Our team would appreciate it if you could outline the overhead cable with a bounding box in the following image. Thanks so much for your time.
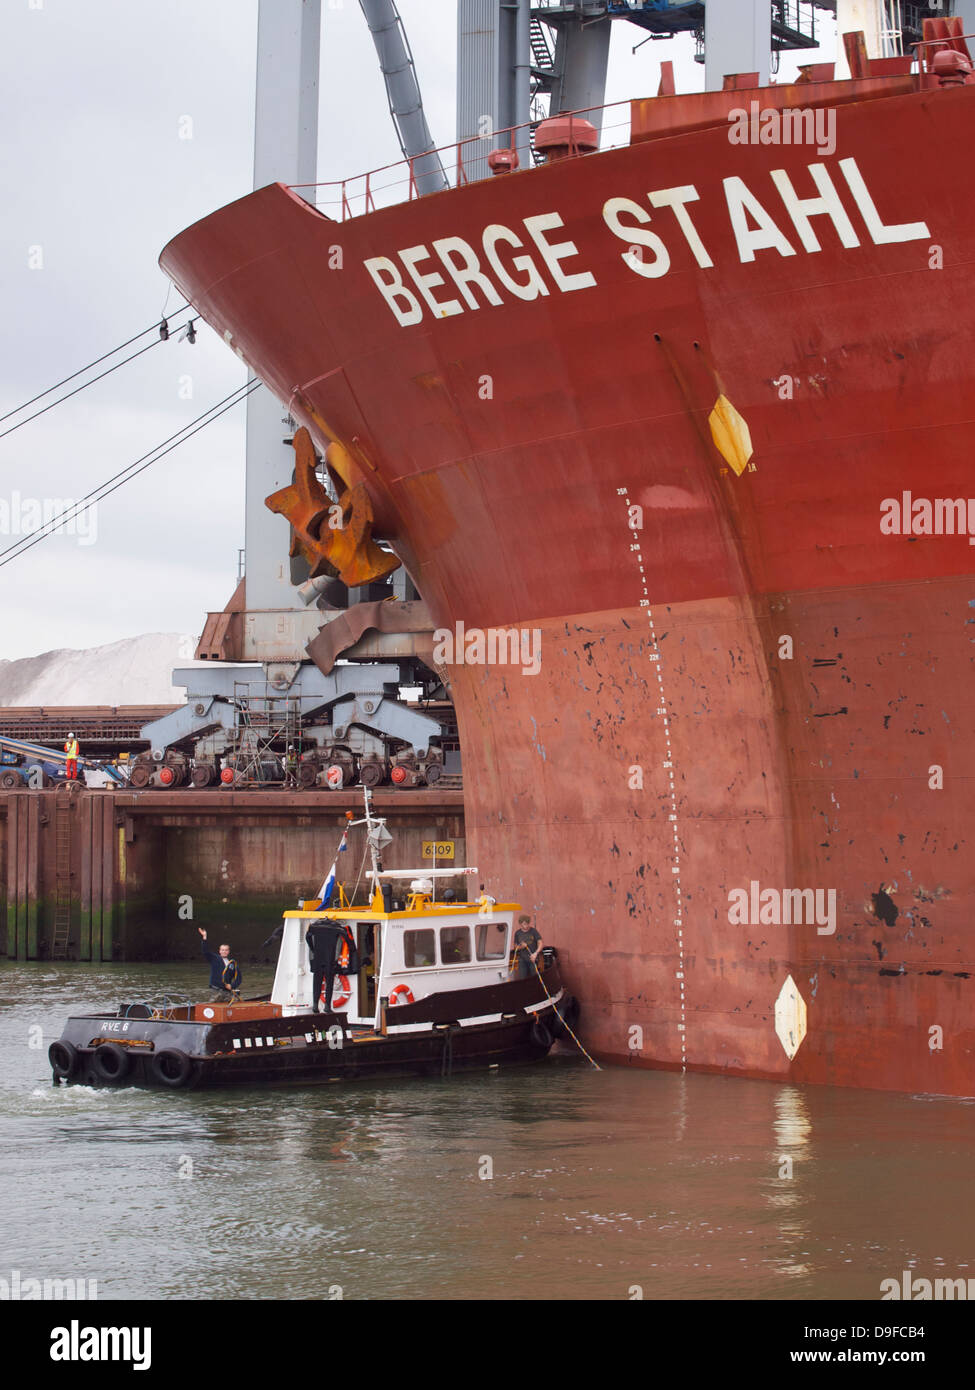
[0,379,259,570]
[0,306,195,438]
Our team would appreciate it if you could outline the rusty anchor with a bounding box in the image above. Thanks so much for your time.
[265,426,400,588]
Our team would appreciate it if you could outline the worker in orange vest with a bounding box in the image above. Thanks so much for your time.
[64,732,79,781]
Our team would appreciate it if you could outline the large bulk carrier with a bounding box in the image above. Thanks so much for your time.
[159,2,975,1096]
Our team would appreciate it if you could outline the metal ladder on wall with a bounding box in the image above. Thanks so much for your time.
[51,786,72,959]
[231,681,303,785]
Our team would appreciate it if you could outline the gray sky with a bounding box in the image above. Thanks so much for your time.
[0,0,834,662]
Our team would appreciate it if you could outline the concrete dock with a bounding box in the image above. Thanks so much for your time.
[1,786,466,961]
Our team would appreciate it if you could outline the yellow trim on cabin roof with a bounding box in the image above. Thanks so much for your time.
[283,902,522,921]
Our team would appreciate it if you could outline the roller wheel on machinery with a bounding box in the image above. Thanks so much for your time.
[359,761,384,789]
[423,763,442,786]
[298,761,318,789]
[191,764,214,788]
[158,765,176,787]
[129,764,151,789]
[0,770,20,790]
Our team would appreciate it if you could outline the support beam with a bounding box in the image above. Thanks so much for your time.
[550,11,612,132]
[705,0,771,90]
[457,0,531,181]
[835,1,883,75]
[244,0,322,641]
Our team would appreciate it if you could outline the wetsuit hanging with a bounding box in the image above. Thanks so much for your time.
[306,923,359,1012]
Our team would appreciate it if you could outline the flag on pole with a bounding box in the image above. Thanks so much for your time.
[315,828,348,908]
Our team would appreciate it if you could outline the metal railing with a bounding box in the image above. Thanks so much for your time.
[912,31,975,72]
[290,33,966,224]
[291,101,634,222]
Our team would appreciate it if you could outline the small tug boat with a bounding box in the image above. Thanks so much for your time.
[48,795,578,1090]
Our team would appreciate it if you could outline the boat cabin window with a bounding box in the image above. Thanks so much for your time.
[439,926,471,964]
[404,928,435,968]
[476,921,508,961]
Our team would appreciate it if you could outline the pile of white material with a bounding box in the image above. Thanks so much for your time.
[0,633,193,706]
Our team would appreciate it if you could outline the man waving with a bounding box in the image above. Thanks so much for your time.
[198,927,242,1002]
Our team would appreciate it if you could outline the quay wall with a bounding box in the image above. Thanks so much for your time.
[0,787,466,962]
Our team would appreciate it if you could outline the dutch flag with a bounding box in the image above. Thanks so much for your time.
[315,828,348,908]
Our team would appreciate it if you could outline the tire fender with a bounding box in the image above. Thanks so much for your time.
[48,1039,79,1079]
[151,1048,194,1089]
[91,1041,132,1082]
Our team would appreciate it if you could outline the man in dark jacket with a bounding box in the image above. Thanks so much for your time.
[198,927,242,1002]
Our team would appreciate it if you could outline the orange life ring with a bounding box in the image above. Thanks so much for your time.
[388,984,415,1007]
[323,974,352,1010]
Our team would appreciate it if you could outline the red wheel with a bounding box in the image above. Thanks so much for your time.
[390,765,407,785]
[158,766,175,786]
[220,767,236,785]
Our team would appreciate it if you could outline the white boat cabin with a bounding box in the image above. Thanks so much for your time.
[271,881,522,1028]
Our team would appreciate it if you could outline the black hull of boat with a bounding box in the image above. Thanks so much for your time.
[49,966,573,1090]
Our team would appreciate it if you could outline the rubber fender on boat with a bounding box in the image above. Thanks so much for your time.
[551,996,580,1038]
[91,1042,132,1082]
[151,1048,194,1089]
[48,1039,78,1079]
[531,1019,553,1049]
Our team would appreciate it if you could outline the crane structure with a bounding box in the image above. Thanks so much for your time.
[462,1,973,161]
[150,0,454,793]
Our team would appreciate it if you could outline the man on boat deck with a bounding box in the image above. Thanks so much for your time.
[513,915,544,980]
[198,927,242,1002]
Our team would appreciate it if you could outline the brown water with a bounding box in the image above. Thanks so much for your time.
[2,961,973,1301]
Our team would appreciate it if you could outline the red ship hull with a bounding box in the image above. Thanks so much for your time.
[161,77,975,1095]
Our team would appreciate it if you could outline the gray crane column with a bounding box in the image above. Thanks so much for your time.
[704,0,771,90]
[243,0,323,661]
[457,0,531,181]
[548,7,612,136]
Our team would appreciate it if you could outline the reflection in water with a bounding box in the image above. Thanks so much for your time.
[768,1085,813,1279]
[2,961,973,1300]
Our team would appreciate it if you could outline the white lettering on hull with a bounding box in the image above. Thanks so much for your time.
[363,157,932,325]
